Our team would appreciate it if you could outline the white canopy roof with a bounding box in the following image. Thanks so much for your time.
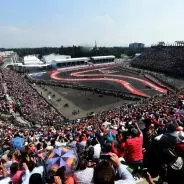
[52,57,90,64]
[91,55,115,60]
[14,63,49,68]
[43,54,71,64]
[23,55,43,65]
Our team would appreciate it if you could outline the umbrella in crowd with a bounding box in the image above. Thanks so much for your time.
[11,136,24,152]
[46,146,78,173]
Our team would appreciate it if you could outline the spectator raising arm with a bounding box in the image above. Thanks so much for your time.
[109,153,135,184]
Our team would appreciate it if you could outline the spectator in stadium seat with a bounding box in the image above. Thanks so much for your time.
[125,122,143,172]
[10,162,25,184]
[53,166,74,184]
[93,153,135,184]
[77,134,87,156]
[176,131,184,157]
[29,173,43,184]
[21,160,44,184]
[90,137,101,159]
[74,159,94,184]
[111,134,126,158]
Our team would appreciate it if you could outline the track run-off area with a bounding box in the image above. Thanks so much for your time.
[49,65,168,98]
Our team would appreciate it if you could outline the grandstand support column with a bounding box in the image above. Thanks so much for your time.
[14,54,18,63]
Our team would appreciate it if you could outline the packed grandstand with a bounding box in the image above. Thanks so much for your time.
[131,46,184,77]
[0,48,184,184]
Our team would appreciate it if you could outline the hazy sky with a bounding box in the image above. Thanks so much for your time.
[0,0,183,48]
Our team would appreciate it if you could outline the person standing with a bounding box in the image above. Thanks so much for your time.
[125,123,143,172]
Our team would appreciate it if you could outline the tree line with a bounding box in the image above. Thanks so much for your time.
[0,46,145,58]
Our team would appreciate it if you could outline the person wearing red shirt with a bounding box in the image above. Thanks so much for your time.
[125,123,143,172]
[111,134,126,158]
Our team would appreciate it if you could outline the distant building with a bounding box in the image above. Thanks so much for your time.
[0,51,18,64]
[11,55,115,73]
[0,51,14,57]
[129,43,145,49]
[42,54,71,64]
[90,55,115,64]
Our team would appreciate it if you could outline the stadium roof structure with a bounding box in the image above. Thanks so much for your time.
[23,55,43,65]
[51,57,90,64]
[15,63,49,68]
[91,55,115,60]
[15,55,115,69]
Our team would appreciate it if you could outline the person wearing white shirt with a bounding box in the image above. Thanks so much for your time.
[22,162,44,184]
[90,138,101,159]
[0,177,10,184]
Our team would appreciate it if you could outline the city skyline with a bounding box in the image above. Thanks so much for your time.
[0,0,184,48]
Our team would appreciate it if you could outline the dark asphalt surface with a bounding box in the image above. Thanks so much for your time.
[30,66,160,97]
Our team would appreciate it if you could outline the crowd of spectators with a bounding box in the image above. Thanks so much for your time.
[131,47,184,77]
[0,73,13,114]
[0,66,184,184]
[0,68,63,125]
[0,85,183,183]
